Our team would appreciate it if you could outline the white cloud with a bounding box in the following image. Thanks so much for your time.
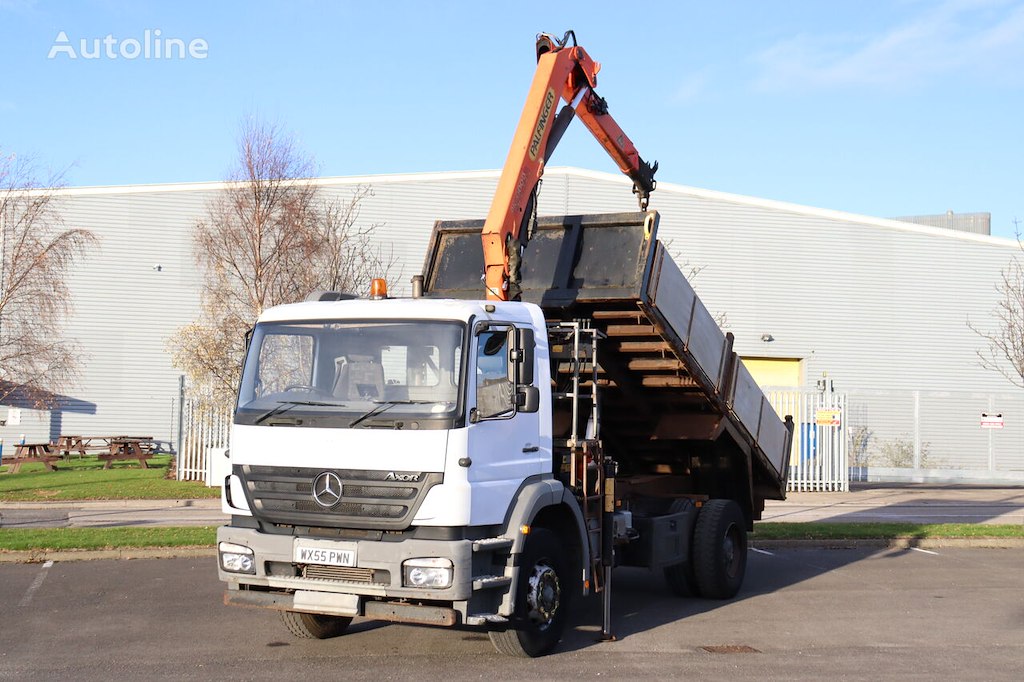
[753,0,1024,92]
[671,70,711,104]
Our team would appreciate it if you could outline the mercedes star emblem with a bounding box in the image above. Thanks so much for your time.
[312,471,343,508]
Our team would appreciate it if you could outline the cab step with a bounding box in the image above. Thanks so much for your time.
[472,537,513,552]
[472,575,513,590]
[465,613,509,626]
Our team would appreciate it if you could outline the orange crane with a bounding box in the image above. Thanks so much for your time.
[481,31,658,301]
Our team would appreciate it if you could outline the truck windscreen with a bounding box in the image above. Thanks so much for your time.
[234,320,466,429]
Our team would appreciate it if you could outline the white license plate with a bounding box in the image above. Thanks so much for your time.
[293,543,356,567]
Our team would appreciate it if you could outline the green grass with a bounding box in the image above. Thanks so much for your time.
[1,522,1020,553]
[0,454,219,501]
[753,522,1024,540]
[0,526,217,552]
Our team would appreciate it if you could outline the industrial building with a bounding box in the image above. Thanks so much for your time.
[2,167,1021,483]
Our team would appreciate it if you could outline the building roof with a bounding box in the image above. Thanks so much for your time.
[44,166,1018,248]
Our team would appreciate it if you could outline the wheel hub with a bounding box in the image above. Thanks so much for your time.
[723,524,741,576]
[526,562,561,628]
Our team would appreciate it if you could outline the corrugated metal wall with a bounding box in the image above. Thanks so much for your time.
[2,168,1021,475]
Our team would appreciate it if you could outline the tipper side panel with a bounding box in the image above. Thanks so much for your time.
[422,211,792,502]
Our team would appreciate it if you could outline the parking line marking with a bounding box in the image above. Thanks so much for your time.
[750,548,775,556]
[19,560,54,607]
[910,547,939,556]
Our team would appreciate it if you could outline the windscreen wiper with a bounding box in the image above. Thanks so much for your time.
[253,399,347,425]
[348,400,436,428]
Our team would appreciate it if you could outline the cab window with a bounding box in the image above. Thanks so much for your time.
[475,329,513,419]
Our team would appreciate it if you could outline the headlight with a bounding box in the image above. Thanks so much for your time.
[402,557,453,588]
[219,541,256,574]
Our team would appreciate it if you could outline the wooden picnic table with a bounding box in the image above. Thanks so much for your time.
[56,435,89,457]
[3,442,60,474]
[97,437,154,469]
[3,435,158,473]
[56,435,156,457]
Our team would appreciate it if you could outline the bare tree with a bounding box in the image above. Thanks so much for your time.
[0,150,95,406]
[169,118,392,404]
[666,241,729,328]
[968,225,1024,388]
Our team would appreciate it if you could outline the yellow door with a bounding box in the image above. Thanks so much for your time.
[742,357,803,468]
[742,358,802,390]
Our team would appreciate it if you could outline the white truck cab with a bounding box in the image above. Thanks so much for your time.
[218,297,582,656]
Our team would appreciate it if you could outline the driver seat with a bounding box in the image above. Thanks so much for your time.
[333,355,385,400]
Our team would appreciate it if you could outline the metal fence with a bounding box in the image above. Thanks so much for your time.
[768,390,849,492]
[844,389,1024,482]
[177,399,231,482]
[176,388,1022,488]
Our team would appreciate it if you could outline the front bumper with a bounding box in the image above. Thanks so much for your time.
[217,526,512,626]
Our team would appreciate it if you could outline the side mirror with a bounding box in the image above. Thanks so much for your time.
[515,328,535,385]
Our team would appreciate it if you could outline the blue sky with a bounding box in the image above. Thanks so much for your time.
[1,0,1022,237]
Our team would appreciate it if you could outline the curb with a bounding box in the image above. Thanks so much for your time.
[0,547,217,563]
[752,537,1024,550]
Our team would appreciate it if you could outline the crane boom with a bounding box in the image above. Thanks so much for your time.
[481,31,658,301]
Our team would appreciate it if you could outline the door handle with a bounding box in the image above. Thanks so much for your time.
[522,444,540,453]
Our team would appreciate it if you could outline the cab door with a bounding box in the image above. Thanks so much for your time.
[464,322,544,525]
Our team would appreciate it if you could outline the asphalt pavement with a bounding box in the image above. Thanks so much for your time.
[5,488,1020,678]
[2,548,1022,680]
[2,484,1023,530]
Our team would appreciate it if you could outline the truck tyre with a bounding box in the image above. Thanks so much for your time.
[663,499,699,597]
[488,528,570,657]
[280,610,352,639]
[692,499,747,600]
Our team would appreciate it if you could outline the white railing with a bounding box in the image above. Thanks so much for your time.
[177,399,232,482]
[768,390,849,492]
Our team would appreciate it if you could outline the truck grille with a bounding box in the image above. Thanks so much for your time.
[302,565,387,585]
[237,465,442,530]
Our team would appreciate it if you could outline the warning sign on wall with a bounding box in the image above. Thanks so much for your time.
[815,409,842,426]
[980,413,1004,429]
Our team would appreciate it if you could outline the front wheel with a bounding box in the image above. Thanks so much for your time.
[489,529,571,657]
[692,499,748,600]
[280,610,352,639]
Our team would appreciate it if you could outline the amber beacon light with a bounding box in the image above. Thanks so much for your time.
[369,278,388,299]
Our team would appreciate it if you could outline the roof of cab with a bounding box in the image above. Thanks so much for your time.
[257,297,539,325]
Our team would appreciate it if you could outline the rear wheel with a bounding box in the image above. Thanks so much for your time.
[280,610,352,639]
[489,529,570,657]
[692,499,747,600]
